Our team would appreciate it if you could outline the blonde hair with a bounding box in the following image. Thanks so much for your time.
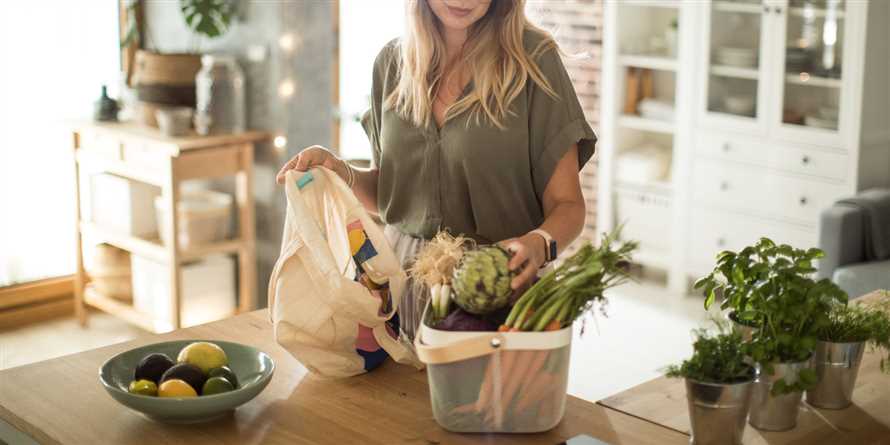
[386,0,558,129]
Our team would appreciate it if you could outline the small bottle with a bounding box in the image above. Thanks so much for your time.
[94,85,120,122]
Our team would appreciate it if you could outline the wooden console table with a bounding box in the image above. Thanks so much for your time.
[72,122,269,332]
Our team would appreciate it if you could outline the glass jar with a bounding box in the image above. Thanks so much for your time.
[195,55,245,135]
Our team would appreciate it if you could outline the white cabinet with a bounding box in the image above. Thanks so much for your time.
[599,0,890,291]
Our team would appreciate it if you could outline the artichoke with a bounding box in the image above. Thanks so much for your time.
[451,246,514,314]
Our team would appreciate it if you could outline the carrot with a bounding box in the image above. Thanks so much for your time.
[537,392,554,427]
[506,319,562,405]
[474,328,518,412]
[514,372,555,412]
[450,403,477,415]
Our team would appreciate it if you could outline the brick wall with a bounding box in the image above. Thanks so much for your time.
[528,0,603,250]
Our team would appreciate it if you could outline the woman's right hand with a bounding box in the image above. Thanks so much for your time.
[276,145,346,185]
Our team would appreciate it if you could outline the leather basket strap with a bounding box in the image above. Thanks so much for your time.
[414,332,505,365]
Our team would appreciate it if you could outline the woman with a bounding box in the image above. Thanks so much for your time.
[277,0,596,341]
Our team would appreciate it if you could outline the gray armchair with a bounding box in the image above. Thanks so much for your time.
[818,189,890,299]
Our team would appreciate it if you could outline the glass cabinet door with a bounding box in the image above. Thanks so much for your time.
[703,0,767,124]
[777,0,845,134]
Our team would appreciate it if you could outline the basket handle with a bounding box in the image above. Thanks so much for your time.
[414,332,505,365]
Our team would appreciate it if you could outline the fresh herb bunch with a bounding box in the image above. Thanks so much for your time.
[820,301,890,373]
[503,228,637,332]
[694,238,847,394]
[666,329,754,384]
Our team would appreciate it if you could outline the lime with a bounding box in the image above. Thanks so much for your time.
[128,379,158,396]
[158,379,198,398]
[202,376,235,395]
[177,342,228,375]
[208,366,239,388]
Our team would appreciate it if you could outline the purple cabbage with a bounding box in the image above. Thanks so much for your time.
[435,308,498,332]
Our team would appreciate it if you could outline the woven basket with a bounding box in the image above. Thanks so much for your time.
[132,51,201,86]
[87,244,133,301]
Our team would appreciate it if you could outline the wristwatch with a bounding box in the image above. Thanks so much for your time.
[530,229,557,266]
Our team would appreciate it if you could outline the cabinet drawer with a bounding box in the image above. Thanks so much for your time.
[691,159,766,215]
[688,207,817,275]
[78,129,123,160]
[771,174,848,223]
[696,131,849,181]
[696,131,768,166]
[121,141,168,170]
[692,159,848,225]
[774,145,847,181]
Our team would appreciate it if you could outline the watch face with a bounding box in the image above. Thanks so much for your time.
[548,240,558,261]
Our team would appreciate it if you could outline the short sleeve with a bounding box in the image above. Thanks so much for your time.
[362,40,398,169]
[527,44,597,202]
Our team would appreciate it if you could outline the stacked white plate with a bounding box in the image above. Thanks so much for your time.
[716,47,757,68]
[804,106,839,130]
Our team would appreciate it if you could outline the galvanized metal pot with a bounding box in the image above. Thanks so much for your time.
[748,359,810,431]
[686,378,754,445]
[806,340,865,409]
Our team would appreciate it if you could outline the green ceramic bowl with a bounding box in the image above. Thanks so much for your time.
[99,340,274,423]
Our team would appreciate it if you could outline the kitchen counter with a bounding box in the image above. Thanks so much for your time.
[0,311,688,444]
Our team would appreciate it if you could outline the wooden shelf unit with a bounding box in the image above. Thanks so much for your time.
[73,122,269,333]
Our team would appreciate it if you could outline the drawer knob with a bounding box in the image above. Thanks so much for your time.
[774,6,783,14]
[801,155,810,165]
[717,237,726,247]
[722,142,731,152]
[720,181,729,191]
[799,196,808,206]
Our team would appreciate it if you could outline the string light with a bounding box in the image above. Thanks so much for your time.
[278,79,295,98]
[273,135,287,149]
[279,33,299,53]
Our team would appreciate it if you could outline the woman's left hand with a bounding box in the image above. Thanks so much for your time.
[499,232,547,291]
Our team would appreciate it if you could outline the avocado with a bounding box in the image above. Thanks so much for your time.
[208,366,239,388]
[134,353,175,384]
[160,363,206,394]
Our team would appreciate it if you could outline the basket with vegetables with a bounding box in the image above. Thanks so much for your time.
[412,229,637,433]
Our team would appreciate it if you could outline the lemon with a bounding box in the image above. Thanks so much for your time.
[177,342,228,375]
[158,379,198,398]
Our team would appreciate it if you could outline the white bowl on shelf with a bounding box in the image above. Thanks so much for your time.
[723,95,756,116]
[804,115,838,130]
[818,106,839,121]
[716,47,757,68]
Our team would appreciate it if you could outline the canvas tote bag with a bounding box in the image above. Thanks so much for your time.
[269,167,422,377]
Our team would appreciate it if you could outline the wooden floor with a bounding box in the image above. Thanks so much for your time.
[0,311,147,371]
[0,279,710,403]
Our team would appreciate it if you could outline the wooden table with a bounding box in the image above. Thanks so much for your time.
[599,291,890,445]
[72,122,269,332]
[0,311,687,445]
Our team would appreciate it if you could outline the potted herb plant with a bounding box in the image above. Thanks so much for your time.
[666,329,756,445]
[695,238,846,431]
[807,300,890,409]
[121,0,235,122]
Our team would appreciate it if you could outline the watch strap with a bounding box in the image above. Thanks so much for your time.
[530,229,557,263]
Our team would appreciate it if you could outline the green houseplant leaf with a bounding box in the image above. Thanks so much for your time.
[180,0,234,39]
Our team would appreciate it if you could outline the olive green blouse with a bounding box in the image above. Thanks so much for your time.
[362,31,596,243]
